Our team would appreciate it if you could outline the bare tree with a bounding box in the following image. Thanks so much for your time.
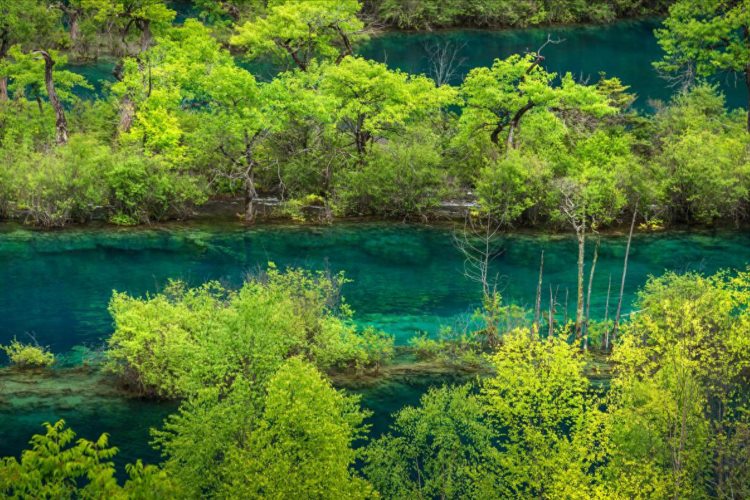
[533,250,544,337]
[613,205,638,342]
[604,273,612,351]
[555,177,587,338]
[423,40,467,86]
[453,215,505,347]
[583,238,600,350]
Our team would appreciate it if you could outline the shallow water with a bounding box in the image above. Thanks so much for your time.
[2,222,750,469]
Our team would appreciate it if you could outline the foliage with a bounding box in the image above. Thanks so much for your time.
[481,329,605,497]
[365,384,497,499]
[153,358,373,498]
[1,338,55,368]
[335,127,456,217]
[107,265,394,397]
[603,270,750,498]
[0,420,180,498]
[370,0,670,29]
[231,0,365,70]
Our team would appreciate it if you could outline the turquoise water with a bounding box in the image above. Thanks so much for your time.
[66,20,747,111]
[360,20,744,110]
[2,222,750,469]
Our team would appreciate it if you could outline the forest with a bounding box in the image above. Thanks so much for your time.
[1,0,750,498]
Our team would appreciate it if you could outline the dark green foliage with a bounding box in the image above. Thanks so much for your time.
[367,0,671,29]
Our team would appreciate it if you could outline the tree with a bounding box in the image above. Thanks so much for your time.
[107,266,393,398]
[604,270,750,498]
[322,56,456,158]
[0,420,180,497]
[153,358,373,498]
[365,384,498,499]
[0,44,91,145]
[552,130,632,337]
[480,330,605,497]
[0,0,63,100]
[231,0,365,71]
[85,0,176,56]
[195,64,270,222]
[459,52,614,152]
[655,0,750,131]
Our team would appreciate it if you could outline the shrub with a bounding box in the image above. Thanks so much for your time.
[2,338,55,368]
[107,265,395,397]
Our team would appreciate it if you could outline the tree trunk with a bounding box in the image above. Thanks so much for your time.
[583,239,599,350]
[533,250,544,337]
[244,182,257,222]
[118,96,135,133]
[69,13,80,47]
[548,285,556,338]
[575,225,585,339]
[36,51,68,145]
[243,134,258,223]
[0,77,7,101]
[603,273,612,351]
[139,20,152,54]
[613,206,637,342]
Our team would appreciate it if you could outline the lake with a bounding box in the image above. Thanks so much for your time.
[68,19,748,110]
[2,222,750,469]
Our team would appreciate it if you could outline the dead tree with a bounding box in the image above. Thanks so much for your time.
[603,273,612,351]
[423,41,467,86]
[533,250,544,337]
[453,215,505,347]
[556,178,587,339]
[613,205,638,343]
[583,238,600,350]
[35,50,68,145]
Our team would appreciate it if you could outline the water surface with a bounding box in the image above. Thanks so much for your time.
[67,20,748,110]
[2,222,749,470]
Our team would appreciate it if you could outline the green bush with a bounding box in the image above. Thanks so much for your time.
[107,265,395,397]
[336,131,455,218]
[2,338,55,368]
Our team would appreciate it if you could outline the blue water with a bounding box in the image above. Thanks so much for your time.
[2,222,750,471]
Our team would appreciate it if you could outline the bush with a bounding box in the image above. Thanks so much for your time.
[107,265,395,397]
[2,338,55,368]
[335,131,455,218]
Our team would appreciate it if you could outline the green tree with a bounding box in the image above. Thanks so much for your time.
[0,420,180,498]
[154,358,373,498]
[85,0,176,56]
[481,329,605,497]
[365,384,498,499]
[107,265,393,398]
[655,0,750,131]
[322,56,456,157]
[231,0,365,71]
[459,53,614,152]
[604,271,750,498]
[0,0,64,100]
